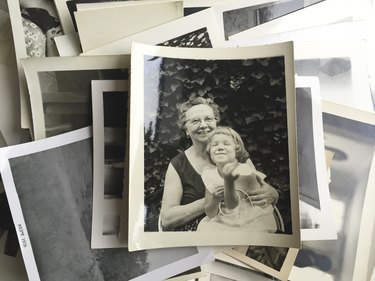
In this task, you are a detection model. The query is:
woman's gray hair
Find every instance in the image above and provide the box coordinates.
[177,96,220,130]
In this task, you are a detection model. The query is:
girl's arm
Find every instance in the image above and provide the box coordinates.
[160,163,205,229]
[222,162,240,210]
[204,186,224,218]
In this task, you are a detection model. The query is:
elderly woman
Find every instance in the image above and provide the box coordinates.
[160,97,279,231]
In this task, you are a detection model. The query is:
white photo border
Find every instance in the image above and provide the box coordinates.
[54,0,75,34]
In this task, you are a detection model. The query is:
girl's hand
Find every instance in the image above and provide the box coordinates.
[222,161,240,183]
[211,185,224,200]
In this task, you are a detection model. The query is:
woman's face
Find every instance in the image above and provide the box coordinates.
[184,104,217,144]
[209,133,236,165]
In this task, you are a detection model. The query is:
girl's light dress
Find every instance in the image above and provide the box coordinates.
[197,164,277,232]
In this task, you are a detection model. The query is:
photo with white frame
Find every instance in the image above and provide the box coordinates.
[128,42,299,251]
[290,105,375,280]
[91,79,129,249]
[295,76,337,240]
[21,55,130,140]
[7,0,63,129]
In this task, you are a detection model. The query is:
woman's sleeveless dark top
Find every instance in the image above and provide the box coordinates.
[170,152,206,205]
[166,152,205,231]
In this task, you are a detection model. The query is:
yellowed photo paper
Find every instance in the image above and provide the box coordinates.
[74,1,184,51]
[128,42,299,251]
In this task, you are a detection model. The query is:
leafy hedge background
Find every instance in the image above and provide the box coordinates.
[144,55,292,233]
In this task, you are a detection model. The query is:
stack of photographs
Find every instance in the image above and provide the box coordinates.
[0,0,374,280]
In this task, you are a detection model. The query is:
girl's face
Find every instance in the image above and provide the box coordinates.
[185,104,217,144]
[209,133,236,165]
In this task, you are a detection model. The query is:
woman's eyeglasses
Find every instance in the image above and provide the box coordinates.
[186,116,216,126]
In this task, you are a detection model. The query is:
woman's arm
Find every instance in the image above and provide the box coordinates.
[249,176,279,206]
[245,159,279,206]
[204,186,223,218]
[160,163,205,229]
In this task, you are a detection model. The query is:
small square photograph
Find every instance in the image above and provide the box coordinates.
[128,42,299,250]
[21,55,130,139]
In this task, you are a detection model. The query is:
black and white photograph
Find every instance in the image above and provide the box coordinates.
[230,36,373,114]
[80,7,221,56]
[201,259,274,281]
[289,107,375,280]
[224,246,299,281]
[91,80,128,249]
[218,77,335,280]
[295,77,337,240]
[294,40,373,113]
[0,127,215,281]
[6,0,64,129]
[128,42,299,251]
[21,55,129,139]
[219,0,324,40]
[227,0,352,41]
[352,151,375,281]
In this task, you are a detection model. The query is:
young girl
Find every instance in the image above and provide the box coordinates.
[197,126,278,232]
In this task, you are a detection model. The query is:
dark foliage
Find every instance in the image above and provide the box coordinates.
[144,56,292,232]
[158,27,212,48]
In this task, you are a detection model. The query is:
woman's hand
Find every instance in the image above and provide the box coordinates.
[249,176,279,207]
